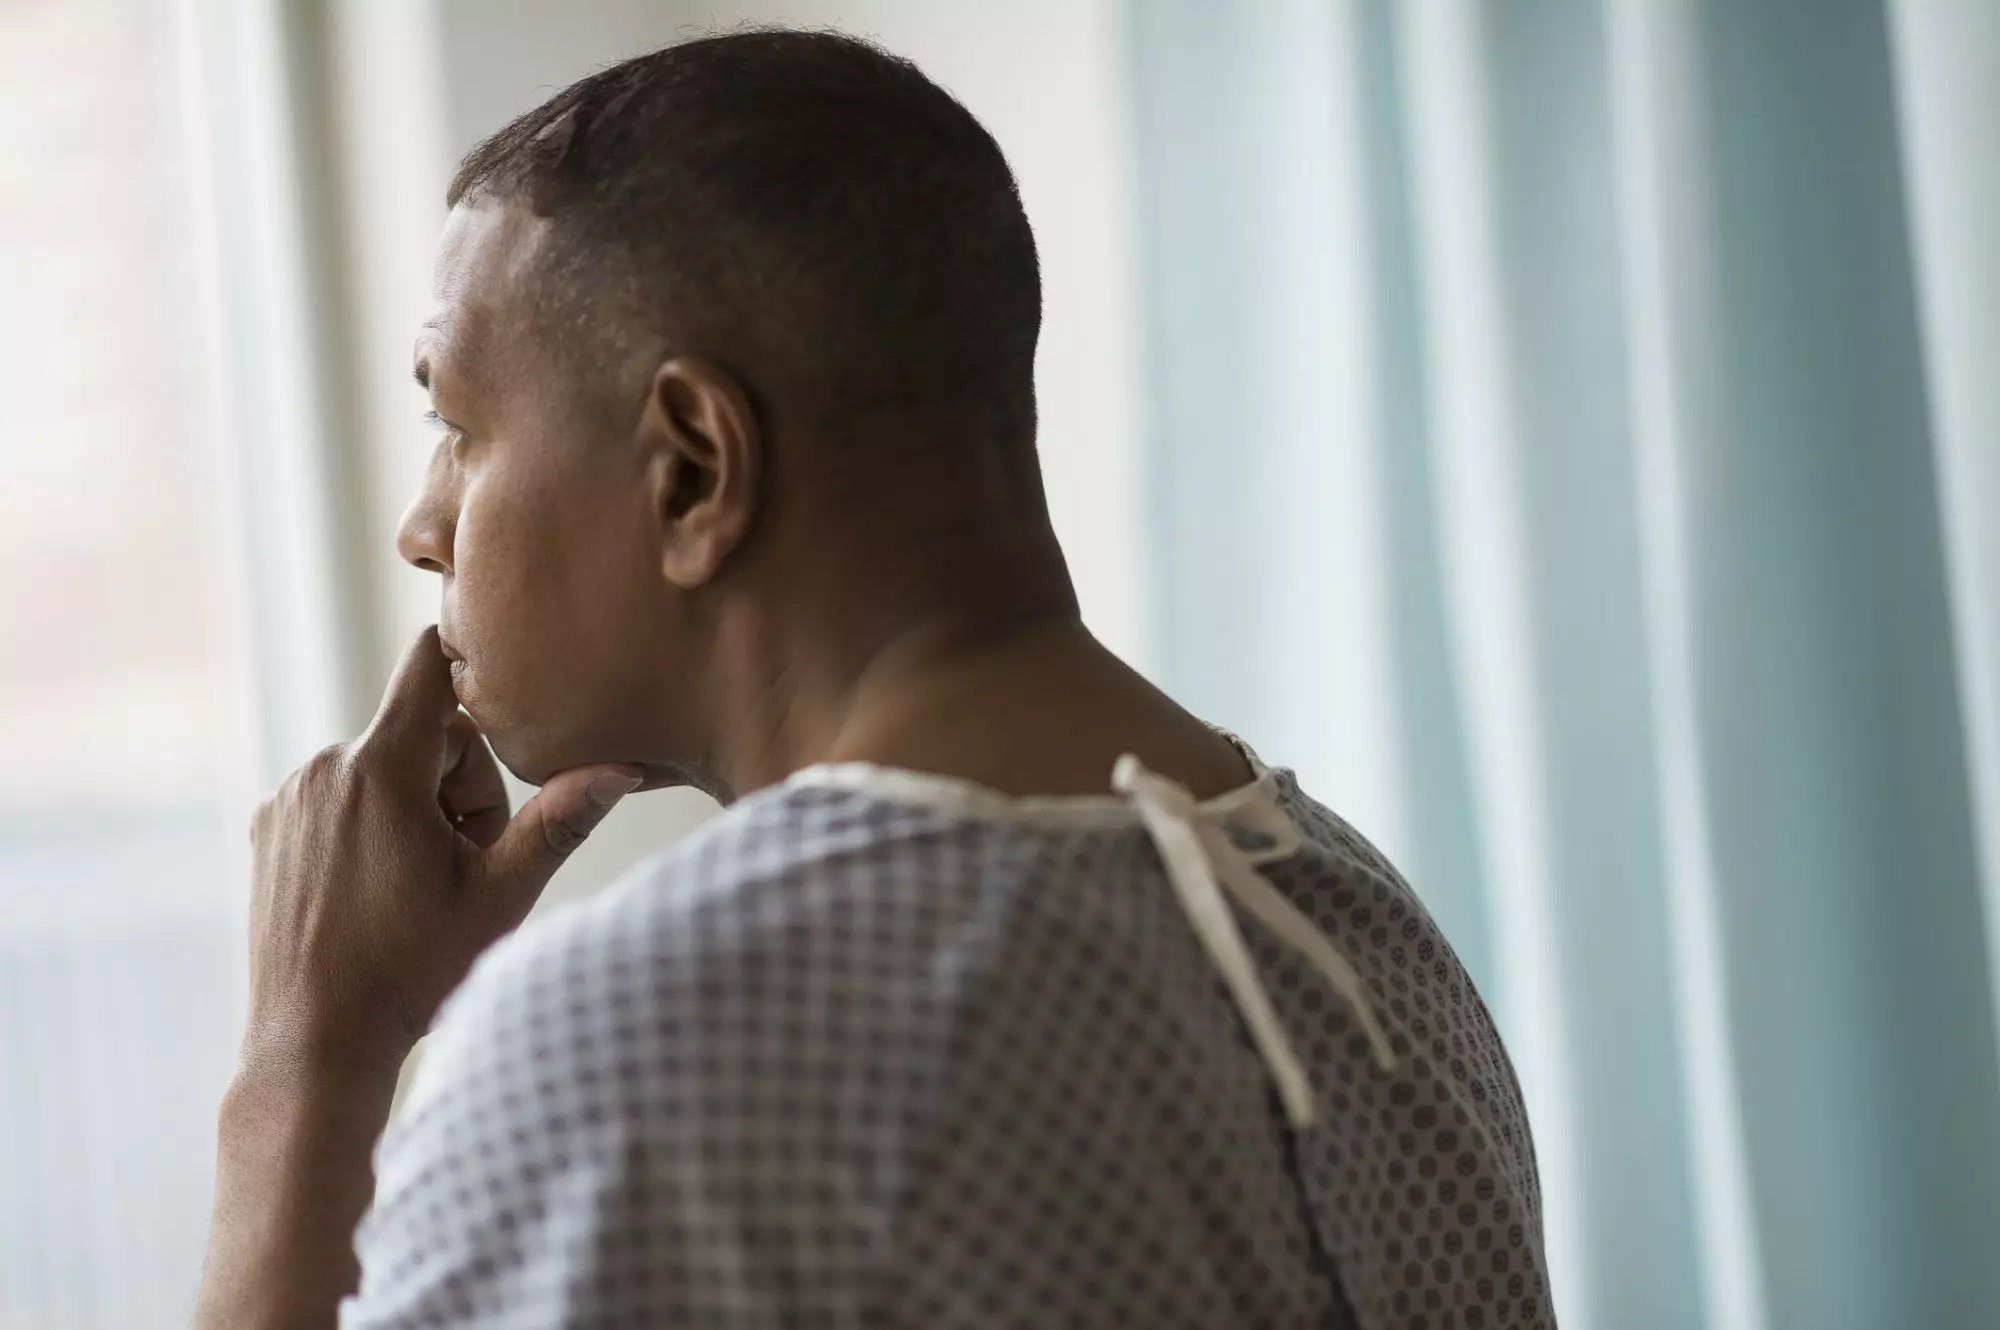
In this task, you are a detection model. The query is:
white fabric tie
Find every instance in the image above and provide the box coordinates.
[1112,754,1397,1129]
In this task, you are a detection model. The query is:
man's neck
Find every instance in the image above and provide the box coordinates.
[707,605,1252,806]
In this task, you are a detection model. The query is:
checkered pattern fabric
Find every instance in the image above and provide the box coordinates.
[343,759,1551,1329]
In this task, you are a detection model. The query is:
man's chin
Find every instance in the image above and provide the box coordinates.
[465,694,717,797]
[481,723,661,793]
[521,745,728,803]
[459,705,559,788]
[454,682,563,786]
[482,731,551,788]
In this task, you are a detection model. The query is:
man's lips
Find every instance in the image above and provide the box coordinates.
[439,638,471,690]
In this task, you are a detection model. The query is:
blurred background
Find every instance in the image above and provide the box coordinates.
[3,0,1998,1326]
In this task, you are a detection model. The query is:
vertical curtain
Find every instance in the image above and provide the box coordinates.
[1126,2,2000,1328]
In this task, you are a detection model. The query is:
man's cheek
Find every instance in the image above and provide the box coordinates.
[452,508,542,677]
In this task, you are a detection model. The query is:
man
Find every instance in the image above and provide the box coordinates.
[195,29,1551,1330]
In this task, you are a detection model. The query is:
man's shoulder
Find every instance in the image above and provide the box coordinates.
[421,778,983,1100]
[499,776,959,973]
[359,786,982,1328]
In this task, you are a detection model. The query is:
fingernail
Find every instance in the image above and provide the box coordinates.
[586,772,644,808]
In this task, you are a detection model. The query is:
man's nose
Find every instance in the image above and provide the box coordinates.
[396,491,453,576]
[396,439,459,574]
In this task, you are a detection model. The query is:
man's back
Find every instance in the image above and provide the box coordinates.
[347,754,1550,1329]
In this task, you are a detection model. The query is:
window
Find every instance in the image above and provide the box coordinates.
[0,2,251,1323]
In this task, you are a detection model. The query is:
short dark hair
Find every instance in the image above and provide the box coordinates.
[450,28,1042,436]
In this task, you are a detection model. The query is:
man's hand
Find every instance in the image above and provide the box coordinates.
[195,625,640,1329]
[243,624,642,1074]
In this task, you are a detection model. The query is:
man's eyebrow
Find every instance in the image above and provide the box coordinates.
[413,317,450,390]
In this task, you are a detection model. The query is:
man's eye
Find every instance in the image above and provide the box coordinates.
[421,409,462,439]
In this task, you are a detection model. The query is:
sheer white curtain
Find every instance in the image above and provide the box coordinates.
[0,0,375,1324]
[1892,0,2000,1115]
[1127,2,2000,1327]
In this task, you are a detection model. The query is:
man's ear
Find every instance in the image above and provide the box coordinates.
[640,357,763,588]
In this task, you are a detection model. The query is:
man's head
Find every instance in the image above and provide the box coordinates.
[397,30,1070,796]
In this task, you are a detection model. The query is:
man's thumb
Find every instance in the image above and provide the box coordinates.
[482,765,644,903]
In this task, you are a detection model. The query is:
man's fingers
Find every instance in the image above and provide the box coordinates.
[361,626,460,759]
[440,714,510,846]
[479,765,644,915]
